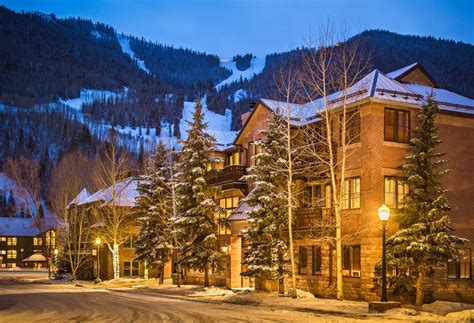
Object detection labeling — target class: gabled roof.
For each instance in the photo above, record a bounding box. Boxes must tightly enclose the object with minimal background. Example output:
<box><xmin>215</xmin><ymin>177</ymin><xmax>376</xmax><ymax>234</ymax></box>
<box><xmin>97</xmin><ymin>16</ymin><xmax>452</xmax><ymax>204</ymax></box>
<box><xmin>386</xmin><ymin>62</ymin><xmax>419</xmax><ymax>79</ymax></box>
<box><xmin>67</xmin><ymin>188</ymin><xmax>90</xmax><ymax>208</ymax></box>
<box><xmin>386</xmin><ymin>62</ymin><xmax>439</xmax><ymax>87</ymax></box>
<box><xmin>249</xmin><ymin>64</ymin><xmax>473</xmax><ymax>132</ymax></box>
<box><xmin>74</xmin><ymin>177</ymin><xmax>143</xmax><ymax>208</ymax></box>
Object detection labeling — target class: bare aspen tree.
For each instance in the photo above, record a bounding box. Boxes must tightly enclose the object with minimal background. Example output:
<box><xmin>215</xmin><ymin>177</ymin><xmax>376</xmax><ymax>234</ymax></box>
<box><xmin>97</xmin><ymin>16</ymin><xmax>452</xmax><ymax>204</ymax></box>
<box><xmin>48</xmin><ymin>151</ymin><xmax>93</xmax><ymax>281</ymax></box>
<box><xmin>273</xmin><ymin>60</ymin><xmax>306</xmax><ymax>298</ymax></box>
<box><xmin>92</xmin><ymin>134</ymin><xmax>134</xmax><ymax>279</ymax></box>
<box><xmin>300</xmin><ymin>25</ymin><xmax>369</xmax><ymax>300</ymax></box>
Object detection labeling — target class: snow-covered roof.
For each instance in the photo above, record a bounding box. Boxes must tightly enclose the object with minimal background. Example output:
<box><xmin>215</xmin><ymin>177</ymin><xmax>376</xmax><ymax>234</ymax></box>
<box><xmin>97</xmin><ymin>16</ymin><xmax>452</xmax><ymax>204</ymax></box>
<box><xmin>67</xmin><ymin>188</ymin><xmax>90</xmax><ymax>208</ymax></box>
<box><xmin>386</xmin><ymin>62</ymin><xmax>418</xmax><ymax>79</ymax></box>
<box><xmin>258</xmin><ymin>64</ymin><xmax>474</xmax><ymax>127</ymax></box>
<box><xmin>0</xmin><ymin>216</ymin><xmax>59</xmax><ymax>237</ymax></box>
<box><xmin>260</xmin><ymin>99</ymin><xmax>318</xmax><ymax>126</ymax></box>
<box><xmin>227</xmin><ymin>200</ymin><xmax>252</xmax><ymax>221</ymax></box>
<box><xmin>207</xmin><ymin>129</ymin><xmax>239</xmax><ymax>150</ymax></box>
<box><xmin>75</xmin><ymin>178</ymin><xmax>143</xmax><ymax>208</ymax></box>
<box><xmin>227</xmin><ymin>189</ymin><xmax>259</xmax><ymax>221</ymax></box>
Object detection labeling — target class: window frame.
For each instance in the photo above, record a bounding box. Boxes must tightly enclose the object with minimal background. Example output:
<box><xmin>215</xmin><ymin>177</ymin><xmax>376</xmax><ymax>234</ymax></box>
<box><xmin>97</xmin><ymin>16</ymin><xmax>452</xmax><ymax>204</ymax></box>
<box><xmin>343</xmin><ymin>177</ymin><xmax>360</xmax><ymax>210</ymax></box>
<box><xmin>298</xmin><ymin>246</ymin><xmax>308</xmax><ymax>275</ymax></box>
<box><xmin>217</xmin><ymin>196</ymin><xmax>240</xmax><ymax>235</ymax></box>
<box><xmin>384</xmin><ymin>176</ymin><xmax>408</xmax><ymax>209</ymax></box>
<box><xmin>342</xmin><ymin>245</ymin><xmax>361</xmax><ymax>277</ymax></box>
<box><xmin>447</xmin><ymin>248</ymin><xmax>472</xmax><ymax>279</ymax></box>
<box><xmin>312</xmin><ymin>246</ymin><xmax>322</xmax><ymax>275</ymax></box>
<box><xmin>384</xmin><ymin>108</ymin><xmax>410</xmax><ymax>143</ymax></box>
<box><xmin>7</xmin><ymin>237</ymin><xmax>17</xmax><ymax>246</ymax></box>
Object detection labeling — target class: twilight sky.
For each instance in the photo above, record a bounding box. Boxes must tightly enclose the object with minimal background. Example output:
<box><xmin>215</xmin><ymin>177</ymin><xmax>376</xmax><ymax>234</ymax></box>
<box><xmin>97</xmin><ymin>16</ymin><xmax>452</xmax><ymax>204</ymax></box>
<box><xmin>2</xmin><ymin>0</ymin><xmax>473</xmax><ymax>58</ymax></box>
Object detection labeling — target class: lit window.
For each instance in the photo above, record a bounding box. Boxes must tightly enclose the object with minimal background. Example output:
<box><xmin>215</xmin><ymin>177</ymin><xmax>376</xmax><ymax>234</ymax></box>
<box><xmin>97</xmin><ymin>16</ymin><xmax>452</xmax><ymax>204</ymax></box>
<box><xmin>0</xmin><ymin>237</ymin><xmax>6</xmax><ymax>242</ymax></box>
<box><xmin>227</xmin><ymin>151</ymin><xmax>240</xmax><ymax>166</ymax></box>
<box><xmin>0</xmin><ymin>250</ymin><xmax>6</xmax><ymax>255</ymax></box>
<box><xmin>298</xmin><ymin>246</ymin><xmax>308</xmax><ymax>274</ymax></box>
<box><xmin>448</xmin><ymin>249</ymin><xmax>471</xmax><ymax>279</ymax></box>
<box><xmin>384</xmin><ymin>177</ymin><xmax>408</xmax><ymax>208</ymax></box>
<box><xmin>343</xmin><ymin>245</ymin><xmax>361</xmax><ymax>277</ymax></box>
<box><xmin>46</xmin><ymin>231</ymin><xmax>56</xmax><ymax>248</ymax></box>
<box><xmin>384</xmin><ymin>109</ymin><xmax>410</xmax><ymax>143</ymax></box>
<box><xmin>343</xmin><ymin>177</ymin><xmax>360</xmax><ymax>209</ymax></box>
<box><xmin>7</xmin><ymin>250</ymin><xmax>17</xmax><ymax>259</ymax></box>
<box><xmin>7</xmin><ymin>237</ymin><xmax>17</xmax><ymax>246</ymax></box>
<box><xmin>217</xmin><ymin>197</ymin><xmax>239</xmax><ymax>235</ymax></box>
<box><xmin>312</xmin><ymin>246</ymin><xmax>322</xmax><ymax>275</ymax></box>
<box><xmin>34</xmin><ymin>237</ymin><xmax>43</xmax><ymax>246</ymax></box>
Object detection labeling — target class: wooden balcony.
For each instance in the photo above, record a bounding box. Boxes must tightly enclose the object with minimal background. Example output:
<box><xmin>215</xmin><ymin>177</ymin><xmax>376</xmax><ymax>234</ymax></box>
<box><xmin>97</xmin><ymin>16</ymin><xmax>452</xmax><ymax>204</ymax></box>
<box><xmin>295</xmin><ymin>207</ymin><xmax>323</xmax><ymax>230</ymax></box>
<box><xmin>294</xmin><ymin>207</ymin><xmax>334</xmax><ymax>238</ymax></box>
<box><xmin>206</xmin><ymin>165</ymin><xmax>247</xmax><ymax>190</ymax></box>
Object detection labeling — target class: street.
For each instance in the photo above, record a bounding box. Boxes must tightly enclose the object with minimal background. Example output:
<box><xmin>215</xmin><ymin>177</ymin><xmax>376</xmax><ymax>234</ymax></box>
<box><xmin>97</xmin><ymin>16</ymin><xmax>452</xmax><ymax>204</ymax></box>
<box><xmin>0</xmin><ymin>276</ymin><xmax>316</xmax><ymax>322</ymax></box>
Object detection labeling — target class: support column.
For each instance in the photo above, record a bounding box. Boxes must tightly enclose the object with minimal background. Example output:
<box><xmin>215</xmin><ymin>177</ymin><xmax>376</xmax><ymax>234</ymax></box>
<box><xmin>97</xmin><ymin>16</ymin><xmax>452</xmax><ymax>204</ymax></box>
<box><xmin>228</xmin><ymin>236</ymin><xmax>242</xmax><ymax>289</ymax></box>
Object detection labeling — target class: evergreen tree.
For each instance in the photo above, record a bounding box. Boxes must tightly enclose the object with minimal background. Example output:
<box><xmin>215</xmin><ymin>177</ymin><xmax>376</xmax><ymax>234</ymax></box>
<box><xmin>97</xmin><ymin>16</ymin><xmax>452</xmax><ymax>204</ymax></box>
<box><xmin>6</xmin><ymin>190</ymin><xmax>16</xmax><ymax>218</ymax></box>
<box><xmin>174</xmin><ymin>98</ymin><xmax>223</xmax><ymax>287</ymax></box>
<box><xmin>386</xmin><ymin>94</ymin><xmax>467</xmax><ymax>306</ymax></box>
<box><xmin>241</xmin><ymin>110</ymin><xmax>289</xmax><ymax>292</ymax></box>
<box><xmin>134</xmin><ymin>142</ymin><xmax>174</xmax><ymax>282</ymax></box>
<box><xmin>0</xmin><ymin>190</ymin><xmax>6</xmax><ymax>216</ymax></box>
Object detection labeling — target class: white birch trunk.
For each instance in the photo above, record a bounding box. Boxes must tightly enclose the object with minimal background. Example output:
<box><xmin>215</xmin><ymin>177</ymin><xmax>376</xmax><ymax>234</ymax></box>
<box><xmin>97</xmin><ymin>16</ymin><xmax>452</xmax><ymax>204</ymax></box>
<box><xmin>144</xmin><ymin>261</ymin><xmax>149</xmax><ymax>280</ymax></box>
<box><xmin>113</xmin><ymin>242</ymin><xmax>120</xmax><ymax>279</ymax></box>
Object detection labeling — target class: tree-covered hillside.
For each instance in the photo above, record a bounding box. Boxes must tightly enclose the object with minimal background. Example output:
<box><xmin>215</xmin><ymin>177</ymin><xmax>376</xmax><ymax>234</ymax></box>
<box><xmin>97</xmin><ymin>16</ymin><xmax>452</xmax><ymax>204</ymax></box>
<box><xmin>0</xmin><ymin>6</ymin><xmax>230</xmax><ymax>125</ymax></box>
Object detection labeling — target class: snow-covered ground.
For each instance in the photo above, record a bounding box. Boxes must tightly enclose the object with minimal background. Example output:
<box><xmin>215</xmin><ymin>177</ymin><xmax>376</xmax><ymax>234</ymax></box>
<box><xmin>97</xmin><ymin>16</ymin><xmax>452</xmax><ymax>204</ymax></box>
<box><xmin>215</xmin><ymin>57</ymin><xmax>265</xmax><ymax>90</ymax></box>
<box><xmin>58</xmin><ymin>90</ymin><xmax>238</xmax><ymax>152</ymax></box>
<box><xmin>233</xmin><ymin>88</ymin><xmax>248</xmax><ymax>103</ymax></box>
<box><xmin>179</xmin><ymin>100</ymin><xmax>237</xmax><ymax>148</ymax></box>
<box><xmin>118</xmin><ymin>35</ymin><xmax>151</xmax><ymax>74</ymax></box>
<box><xmin>60</xmin><ymin>88</ymin><xmax>126</xmax><ymax>111</ymax></box>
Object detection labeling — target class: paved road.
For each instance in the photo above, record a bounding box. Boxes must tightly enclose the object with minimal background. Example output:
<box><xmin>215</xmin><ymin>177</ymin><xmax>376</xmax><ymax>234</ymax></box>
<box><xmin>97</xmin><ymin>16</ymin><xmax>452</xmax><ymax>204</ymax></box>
<box><xmin>0</xmin><ymin>279</ymin><xmax>317</xmax><ymax>322</ymax></box>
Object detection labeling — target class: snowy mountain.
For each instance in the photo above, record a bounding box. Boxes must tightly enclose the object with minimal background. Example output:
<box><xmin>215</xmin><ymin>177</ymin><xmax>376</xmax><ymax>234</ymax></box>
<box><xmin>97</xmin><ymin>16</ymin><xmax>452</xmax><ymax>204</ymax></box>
<box><xmin>215</xmin><ymin>57</ymin><xmax>265</xmax><ymax>90</ymax></box>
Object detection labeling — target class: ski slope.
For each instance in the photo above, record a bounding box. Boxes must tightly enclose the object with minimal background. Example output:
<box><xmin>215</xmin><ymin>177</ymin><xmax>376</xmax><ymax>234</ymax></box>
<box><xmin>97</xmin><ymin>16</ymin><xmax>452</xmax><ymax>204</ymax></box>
<box><xmin>215</xmin><ymin>57</ymin><xmax>265</xmax><ymax>90</ymax></box>
<box><xmin>118</xmin><ymin>36</ymin><xmax>151</xmax><ymax>74</ymax></box>
<box><xmin>60</xmin><ymin>89</ymin><xmax>126</xmax><ymax>111</ymax></box>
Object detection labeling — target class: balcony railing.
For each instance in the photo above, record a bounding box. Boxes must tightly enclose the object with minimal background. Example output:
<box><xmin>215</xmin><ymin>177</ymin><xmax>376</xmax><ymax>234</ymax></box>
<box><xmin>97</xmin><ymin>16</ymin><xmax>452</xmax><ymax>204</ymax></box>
<box><xmin>206</xmin><ymin>165</ymin><xmax>246</xmax><ymax>185</ymax></box>
<box><xmin>295</xmin><ymin>207</ymin><xmax>323</xmax><ymax>230</ymax></box>
<box><xmin>293</xmin><ymin>207</ymin><xmax>335</xmax><ymax>238</ymax></box>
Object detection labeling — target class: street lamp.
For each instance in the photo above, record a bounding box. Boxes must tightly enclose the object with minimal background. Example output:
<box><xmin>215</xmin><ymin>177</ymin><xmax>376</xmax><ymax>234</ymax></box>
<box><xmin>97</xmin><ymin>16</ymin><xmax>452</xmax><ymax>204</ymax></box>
<box><xmin>378</xmin><ymin>204</ymin><xmax>390</xmax><ymax>302</ymax></box>
<box><xmin>95</xmin><ymin>238</ymin><xmax>101</xmax><ymax>283</ymax></box>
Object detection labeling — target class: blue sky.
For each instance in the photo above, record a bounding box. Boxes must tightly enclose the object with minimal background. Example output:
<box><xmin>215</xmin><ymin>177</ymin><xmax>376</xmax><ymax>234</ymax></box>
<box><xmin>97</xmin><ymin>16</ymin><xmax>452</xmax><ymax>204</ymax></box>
<box><xmin>2</xmin><ymin>0</ymin><xmax>472</xmax><ymax>57</ymax></box>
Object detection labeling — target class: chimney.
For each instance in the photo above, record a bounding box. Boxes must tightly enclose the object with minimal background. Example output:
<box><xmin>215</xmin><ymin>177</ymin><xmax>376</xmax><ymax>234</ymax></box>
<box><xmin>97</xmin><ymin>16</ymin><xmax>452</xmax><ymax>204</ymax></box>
<box><xmin>249</xmin><ymin>101</ymin><xmax>256</xmax><ymax>111</ymax></box>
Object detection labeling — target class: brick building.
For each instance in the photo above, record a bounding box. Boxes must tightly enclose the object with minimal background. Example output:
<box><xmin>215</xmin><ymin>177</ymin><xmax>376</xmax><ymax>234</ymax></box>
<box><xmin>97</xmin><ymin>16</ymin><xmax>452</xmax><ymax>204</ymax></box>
<box><xmin>219</xmin><ymin>63</ymin><xmax>473</xmax><ymax>303</ymax></box>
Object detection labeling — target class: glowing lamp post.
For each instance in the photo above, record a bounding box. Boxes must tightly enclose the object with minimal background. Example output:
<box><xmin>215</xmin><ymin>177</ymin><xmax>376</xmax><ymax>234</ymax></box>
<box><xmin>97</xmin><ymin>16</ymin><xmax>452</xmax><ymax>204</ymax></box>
<box><xmin>378</xmin><ymin>204</ymin><xmax>390</xmax><ymax>302</ymax></box>
<box><xmin>95</xmin><ymin>237</ymin><xmax>101</xmax><ymax>283</ymax></box>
